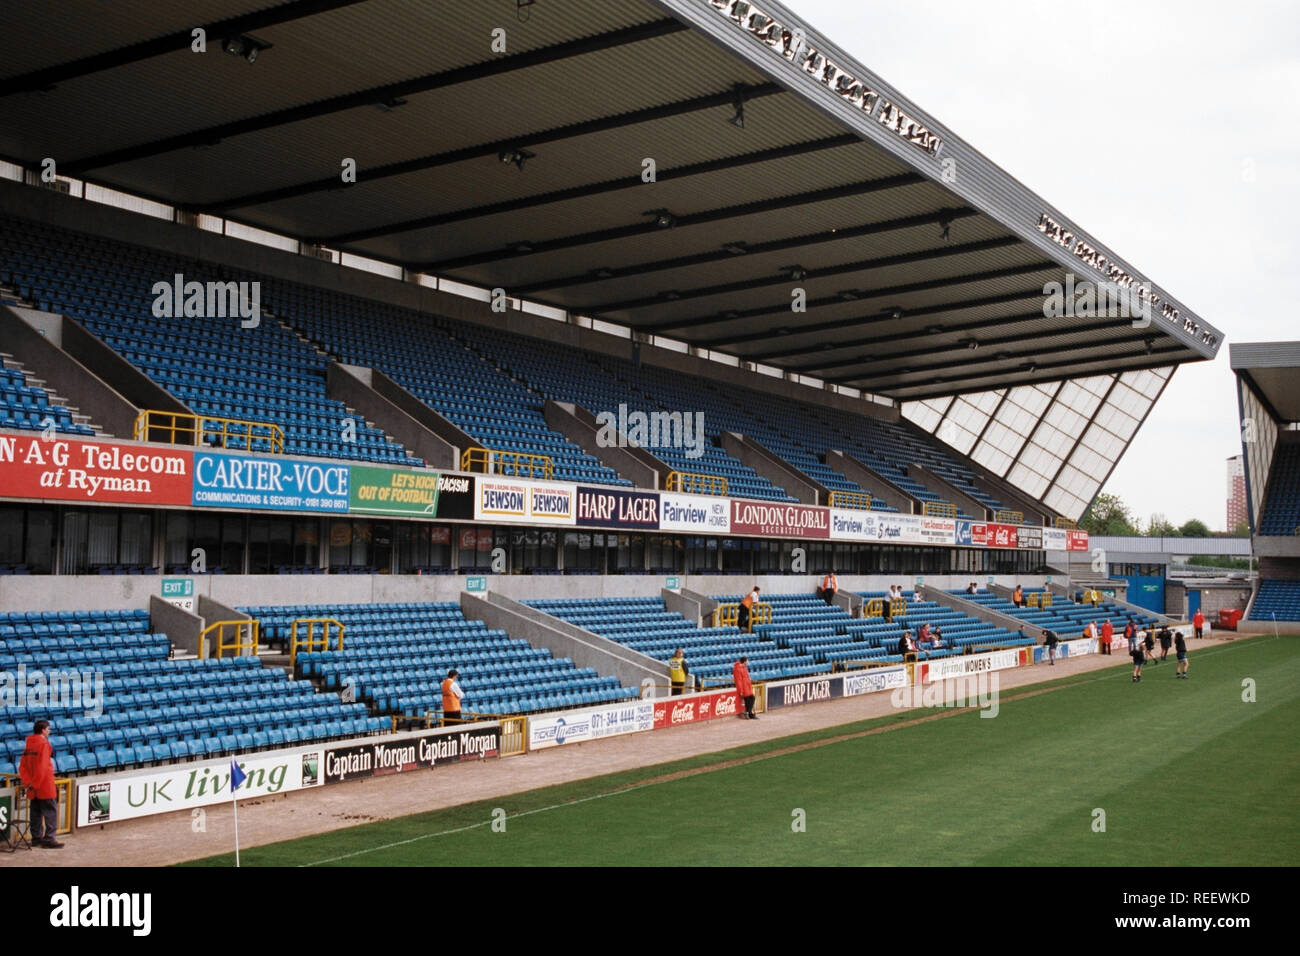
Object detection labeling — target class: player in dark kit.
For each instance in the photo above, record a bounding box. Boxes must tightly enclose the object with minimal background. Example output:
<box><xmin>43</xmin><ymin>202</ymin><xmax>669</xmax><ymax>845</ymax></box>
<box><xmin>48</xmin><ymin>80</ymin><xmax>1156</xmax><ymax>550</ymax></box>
<box><xmin>1129</xmin><ymin>629</ymin><xmax>1145</xmax><ymax>682</ymax></box>
<box><xmin>1174</xmin><ymin>630</ymin><xmax>1190</xmax><ymax>679</ymax></box>
<box><xmin>1159</xmin><ymin>626</ymin><xmax>1172</xmax><ymax>661</ymax></box>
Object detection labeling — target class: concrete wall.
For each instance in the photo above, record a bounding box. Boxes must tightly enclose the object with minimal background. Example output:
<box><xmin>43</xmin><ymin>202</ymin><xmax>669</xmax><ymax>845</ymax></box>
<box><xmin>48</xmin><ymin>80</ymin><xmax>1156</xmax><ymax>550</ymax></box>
<box><xmin>825</xmin><ymin>450</ymin><xmax>919</xmax><ymax>513</ymax></box>
<box><xmin>327</xmin><ymin>363</ymin><xmax>457</xmax><ymax>469</ymax></box>
<box><xmin>369</xmin><ymin>367</ymin><xmax>477</xmax><ymax>454</ymax></box>
<box><xmin>719</xmin><ymin>432</ymin><xmax>824</xmax><ymax>504</ymax></box>
<box><xmin>544</xmin><ymin>400</ymin><xmax>664</xmax><ymax>489</ymax></box>
<box><xmin>148</xmin><ymin>595</ymin><xmax>203</xmax><ymax>656</ymax></box>
<box><xmin>662</xmin><ymin>587</ymin><xmax>702</xmax><ymax>625</ymax></box>
<box><xmin>908</xmin><ymin>463</ymin><xmax>988</xmax><ymax>520</ymax></box>
<box><xmin>462</xmin><ymin>592</ymin><xmax>664</xmax><ymax>692</ymax></box>
<box><xmin>1</xmin><ymin>306</ymin><xmax>142</xmax><ymax>438</ymax></box>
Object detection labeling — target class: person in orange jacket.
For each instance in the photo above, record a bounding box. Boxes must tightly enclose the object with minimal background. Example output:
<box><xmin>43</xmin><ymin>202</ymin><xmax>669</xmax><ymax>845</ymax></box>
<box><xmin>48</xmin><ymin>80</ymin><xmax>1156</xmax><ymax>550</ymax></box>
<box><xmin>19</xmin><ymin>719</ymin><xmax>63</xmax><ymax>849</ymax></box>
<box><xmin>733</xmin><ymin>657</ymin><xmax>757</xmax><ymax>720</ymax></box>
<box><xmin>820</xmin><ymin>572</ymin><xmax>838</xmax><ymax>605</ymax></box>
<box><xmin>1100</xmin><ymin>619</ymin><xmax>1114</xmax><ymax>655</ymax></box>
<box><xmin>441</xmin><ymin>669</ymin><xmax>465</xmax><ymax>724</ymax></box>
<box><xmin>1193</xmin><ymin>609</ymin><xmax>1205</xmax><ymax>639</ymax></box>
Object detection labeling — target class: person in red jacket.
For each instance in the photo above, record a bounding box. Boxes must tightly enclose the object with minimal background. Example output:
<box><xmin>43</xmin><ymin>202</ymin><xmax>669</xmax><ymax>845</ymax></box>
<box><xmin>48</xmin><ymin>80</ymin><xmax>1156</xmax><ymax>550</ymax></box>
<box><xmin>1100</xmin><ymin>619</ymin><xmax>1114</xmax><ymax>655</ymax></box>
<box><xmin>733</xmin><ymin>657</ymin><xmax>757</xmax><ymax>720</ymax></box>
<box><xmin>19</xmin><ymin>719</ymin><xmax>63</xmax><ymax>849</ymax></box>
<box><xmin>1193</xmin><ymin>610</ymin><xmax>1205</xmax><ymax>639</ymax></box>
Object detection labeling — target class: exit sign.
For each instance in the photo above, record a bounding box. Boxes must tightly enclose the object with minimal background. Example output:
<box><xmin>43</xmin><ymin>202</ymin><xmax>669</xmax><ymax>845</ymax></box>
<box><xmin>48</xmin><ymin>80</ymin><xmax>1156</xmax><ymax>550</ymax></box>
<box><xmin>666</xmin><ymin>577</ymin><xmax>680</xmax><ymax>590</ymax></box>
<box><xmin>161</xmin><ymin>578</ymin><xmax>193</xmax><ymax>598</ymax></box>
<box><xmin>466</xmin><ymin>576</ymin><xmax>487</xmax><ymax>592</ymax></box>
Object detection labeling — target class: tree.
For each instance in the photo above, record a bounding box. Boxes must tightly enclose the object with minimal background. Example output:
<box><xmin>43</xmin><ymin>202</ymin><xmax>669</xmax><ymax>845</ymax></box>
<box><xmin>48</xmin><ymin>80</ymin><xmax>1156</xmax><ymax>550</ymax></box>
<box><xmin>1231</xmin><ymin>520</ymin><xmax>1251</xmax><ymax>537</ymax></box>
<box><xmin>1179</xmin><ymin>518</ymin><xmax>1211</xmax><ymax>538</ymax></box>
<box><xmin>1146</xmin><ymin>514</ymin><xmax>1180</xmax><ymax>537</ymax></box>
<box><xmin>1080</xmin><ymin>493</ymin><xmax>1140</xmax><ymax>536</ymax></box>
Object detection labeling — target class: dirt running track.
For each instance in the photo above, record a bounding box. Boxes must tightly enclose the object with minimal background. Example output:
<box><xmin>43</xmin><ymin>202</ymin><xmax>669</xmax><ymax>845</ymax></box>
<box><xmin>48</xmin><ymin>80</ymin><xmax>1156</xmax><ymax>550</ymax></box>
<box><xmin>6</xmin><ymin>635</ymin><xmax>1240</xmax><ymax>867</ymax></box>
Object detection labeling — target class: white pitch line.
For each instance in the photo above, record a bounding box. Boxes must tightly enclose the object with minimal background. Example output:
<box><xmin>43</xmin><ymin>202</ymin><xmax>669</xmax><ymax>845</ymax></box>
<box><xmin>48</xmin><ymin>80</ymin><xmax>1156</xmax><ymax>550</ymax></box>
<box><xmin>299</xmin><ymin>638</ymin><xmax>1269</xmax><ymax>866</ymax></box>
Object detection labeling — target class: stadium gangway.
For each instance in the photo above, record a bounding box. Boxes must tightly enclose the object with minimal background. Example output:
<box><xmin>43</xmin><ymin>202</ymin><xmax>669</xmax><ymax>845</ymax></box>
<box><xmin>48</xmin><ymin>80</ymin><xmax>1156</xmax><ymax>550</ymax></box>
<box><xmin>289</xmin><ymin>618</ymin><xmax>345</xmax><ymax>668</ymax></box>
<box><xmin>134</xmin><ymin>408</ymin><xmax>284</xmax><ymax>453</ymax></box>
<box><xmin>712</xmin><ymin>602</ymin><xmax>773</xmax><ymax>632</ymax></box>
<box><xmin>828</xmin><ymin>490</ymin><xmax>872</xmax><ymax>510</ymax></box>
<box><xmin>461</xmin><ymin>446</ymin><xmax>554</xmax><ymax>480</ymax></box>
<box><xmin>665</xmin><ymin>470</ymin><xmax>728</xmax><ymax>497</ymax></box>
<box><xmin>199</xmin><ymin>619</ymin><xmax>260</xmax><ymax>659</ymax></box>
<box><xmin>390</xmin><ymin>712</ymin><xmax>526</xmax><ymax>756</ymax></box>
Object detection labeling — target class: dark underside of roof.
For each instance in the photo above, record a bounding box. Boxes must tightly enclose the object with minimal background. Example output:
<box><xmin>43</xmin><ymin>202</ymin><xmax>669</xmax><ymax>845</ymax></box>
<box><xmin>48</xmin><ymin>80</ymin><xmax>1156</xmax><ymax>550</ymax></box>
<box><xmin>0</xmin><ymin>0</ymin><xmax>1216</xmax><ymax>400</ymax></box>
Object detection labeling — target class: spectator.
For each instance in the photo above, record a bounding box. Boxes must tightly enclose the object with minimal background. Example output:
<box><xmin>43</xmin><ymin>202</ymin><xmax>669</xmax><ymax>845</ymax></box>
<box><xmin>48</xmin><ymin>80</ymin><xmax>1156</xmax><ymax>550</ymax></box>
<box><xmin>733</xmin><ymin>657</ymin><xmax>757</xmax><ymax>719</ymax></box>
<box><xmin>966</xmin><ymin>581</ymin><xmax>979</xmax><ymax>594</ymax></box>
<box><xmin>1012</xmin><ymin>584</ymin><xmax>1024</xmax><ymax>608</ymax></box>
<box><xmin>19</xmin><ymin>719</ymin><xmax>63</xmax><ymax>848</ymax></box>
<box><xmin>668</xmin><ymin>648</ymin><xmax>689</xmax><ymax>696</ymax></box>
<box><xmin>1193</xmin><ymin>609</ymin><xmax>1205</xmax><ymax>639</ymax></box>
<box><xmin>441</xmin><ymin>669</ymin><xmax>465</xmax><ymax>724</ymax></box>
<box><xmin>820</xmin><ymin>571</ymin><xmax>838</xmax><ymax>606</ymax></box>
<box><xmin>918</xmin><ymin>622</ymin><xmax>931</xmax><ymax>645</ymax></box>
<box><xmin>930</xmin><ymin>626</ymin><xmax>945</xmax><ymax>649</ymax></box>
<box><xmin>1100</xmin><ymin>619</ymin><xmax>1114</xmax><ymax>655</ymax></box>
<box><xmin>739</xmin><ymin>586</ymin><xmax>760</xmax><ymax>632</ymax></box>
<box><xmin>912</xmin><ymin>585</ymin><xmax>924</xmax><ymax>603</ymax></box>
<box><xmin>1089</xmin><ymin>588</ymin><xmax>1102</xmax><ymax>607</ymax></box>
<box><xmin>1043</xmin><ymin>629</ymin><xmax>1059</xmax><ymax>665</ymax></box>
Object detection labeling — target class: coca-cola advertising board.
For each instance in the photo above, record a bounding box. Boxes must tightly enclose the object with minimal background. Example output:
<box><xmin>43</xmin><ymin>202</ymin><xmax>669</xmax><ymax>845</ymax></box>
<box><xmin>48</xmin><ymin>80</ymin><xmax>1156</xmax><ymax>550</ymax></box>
<box><xmin>652</xmin><ymin>689</ymin><xmax>743</xmax><ymax>728</ymax></box>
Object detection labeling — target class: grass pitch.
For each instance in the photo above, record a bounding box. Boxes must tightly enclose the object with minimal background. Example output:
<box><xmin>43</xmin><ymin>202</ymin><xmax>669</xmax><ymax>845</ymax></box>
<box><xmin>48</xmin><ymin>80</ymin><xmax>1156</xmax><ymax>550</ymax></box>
<box><xmin>186</xmin><ymin>636</ymin><xmax>1300</xmax><ymax>866</ymax></box>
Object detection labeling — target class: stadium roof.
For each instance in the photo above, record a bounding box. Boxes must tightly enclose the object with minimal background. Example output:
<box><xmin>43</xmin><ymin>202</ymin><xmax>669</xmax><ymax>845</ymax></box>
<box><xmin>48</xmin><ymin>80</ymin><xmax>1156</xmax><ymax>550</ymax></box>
<box><xmin>1230</xmin><ymin>342</ymin><xmax>1300</xmax><ymax>423</ymax></box>
<box><xmin>0</xmin><ymin>0</ymin><xmax>1222</xmax><ymax>406</ymax></box>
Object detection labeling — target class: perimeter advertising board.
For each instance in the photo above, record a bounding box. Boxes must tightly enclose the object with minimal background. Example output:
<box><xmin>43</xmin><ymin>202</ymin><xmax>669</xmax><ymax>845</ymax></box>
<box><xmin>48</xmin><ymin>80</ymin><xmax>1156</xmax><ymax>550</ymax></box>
<box><xmin>660</xmin><ymin>492</ymin><xmax>730</xmax><ymax>533</ymax></box>
<box><xmin>76</xmin><ymin>747</ymin><xmax>323</xmax><ymax>826</ymax></box>
<box><xmin>731</xmin><ymin>501</ymin><xmax>829</xmax><ymax>538</ymax></box>
<box><xmin>192</xmin><ymin>452</ymin><xmax>349</xmax><ymax>512</ymax></box>
<box><xmin>528</xmin><ymin>700</ymin><xmax>655</xmax><ymax>749</ymax></box>
<box><xmin>323</xmin><ymin>724</ymin><xmax>499</xmax><ymax>782</ymax></box>
<box><xmin>476</xmin><ymin>477</ymin><xmax>576</xmax><ymax>526</ymax></box>
<box><xmin>575</xmin><ymin>486</ymin><xmax>659</xmax><ymax>529</ymax></box>
<box><xmin>917</xmin><ymin>648</ymin><xmax>1027</xmax><ymax>682</ymax></box>
<box><xmin>652</xmin><ymin>689</ymin><xmax>743</xmax><ymax>727</ymax></box>
<box><xmin>0</xmin><ymin>434</ymin><xmax>191</xmax><ymax>506</ymax></box>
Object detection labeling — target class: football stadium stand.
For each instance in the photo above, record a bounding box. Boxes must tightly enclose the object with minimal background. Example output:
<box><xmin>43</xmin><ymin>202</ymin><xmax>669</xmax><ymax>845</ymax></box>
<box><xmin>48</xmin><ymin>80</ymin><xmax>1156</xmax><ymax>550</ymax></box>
<box><xmin>1250</xmin><ymin>580</ymin><xmax>1300</xmax><ymax>622</ymax></box>
<box><xmin>0</xmin><ymin>609</ymin><xmax>380</xmax><ymax>776</ymax></box>
<box><xmin>953</xmin><ymin>587</ymin><xmax>1159</xmax><ymax>633</ymax></box>
<box><xmin>252</xmin><ymin>602</ymin><xmax>638</xmax><ymax>718</ymax></box>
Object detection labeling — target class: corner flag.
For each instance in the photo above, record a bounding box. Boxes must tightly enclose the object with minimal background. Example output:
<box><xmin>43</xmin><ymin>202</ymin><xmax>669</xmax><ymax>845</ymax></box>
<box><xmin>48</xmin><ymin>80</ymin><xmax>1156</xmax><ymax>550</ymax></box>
<box><xmin>230</xmin><ymin>757</ymin><xmax>247</xmax><ymax>793</ymax></box>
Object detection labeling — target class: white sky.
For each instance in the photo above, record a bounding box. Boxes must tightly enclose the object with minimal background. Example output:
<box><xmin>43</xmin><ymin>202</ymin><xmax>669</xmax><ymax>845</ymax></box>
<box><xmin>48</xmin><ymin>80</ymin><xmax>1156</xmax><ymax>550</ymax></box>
<box><xmin>792</xmin><ymin>0</ymin><xmax>1300</xmax><ymax>530</ymax></box>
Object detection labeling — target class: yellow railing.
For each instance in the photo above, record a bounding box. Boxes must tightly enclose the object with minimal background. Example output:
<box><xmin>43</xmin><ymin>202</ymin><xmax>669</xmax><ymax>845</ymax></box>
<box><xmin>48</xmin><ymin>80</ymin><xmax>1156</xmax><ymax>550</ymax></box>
<box><xmin>864</xmin><ymin>597</ymin><xmax>909</xmax><ymax>620</ymax></box>
<box><xmin>828</xmin><ymin>490</ymin><xmax>872</xmax><ymax>510</ymax></box>
<box><xmin>1053</xmin><ymin>517</ymin><xmax>1077</xmax><ymax>529</ymax></box>
<box><xmin>289</xmin><ymin>618</ymin><xmax>344</xmax><ymax>667</ymax></box>
<box><xmin>461</xmin><ymin>446</ymin><xmax>554</xmax><ymax>480</ymax></box>
<box><xmin>134</xmin><ymin>409</ymin><xmax>283</xmax><ymax>453</ymax></box>
<box><xmin>922</xmin><ymin>501</ymin><xmax>957</xmax><ymax>518</ymax></box>
<box><xmin>995</xmin><ymin>509</ymin><xmax>1024</xmax><ymax>525</ymax></box>
<box><xmin>500</xmin><ymin>716</ymin><xmax>527</xmax><ymax>756</ymax></box>
<box><xmin>1026</xmin><ymin>591</ymin><xmax>1040</xmax><ymax>608</ymax></box>
<box><xmin>2</xmin><ymin>773</ymin><xmax>74</xmax><ymax>837</ymax></box>
<box><xmin>200</xmin><ymin>619</ymin><xmax>259</xmax><ymax>659</ymax></box>
<box><xmin>665</xmin><ymin>471</ymin><xmax>728</xmax><ymax>496</ymax></box>
<box><xmin>1042</xmin><ymin>592</ymin><xmax>1053</xmax><ymax>608</ymax></box>
<box><xmin>712</xmin><ymin>602</ymin><xmax>772</xmax><ymax>631</ymax></box>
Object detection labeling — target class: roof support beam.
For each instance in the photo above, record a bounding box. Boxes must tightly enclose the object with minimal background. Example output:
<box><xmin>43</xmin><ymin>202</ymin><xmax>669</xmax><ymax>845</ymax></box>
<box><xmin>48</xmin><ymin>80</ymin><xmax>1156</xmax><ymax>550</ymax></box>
<box><xmin>0</xmin><ymin>0</ymin><xmax>369</xmax><ymax>98</ymax></box>
<box><xmin>586</xmin><ymin>236</ymin><xmax>1022</xmax><ymax>315</ymax></box>
<box><xmin>64</xmin><ymin>18</ymin><xmax>691</xmax><ymax>178</ymax></box>
<box><xmin>200</xmin><ymin>79</ymin><xmax>782</xmax><ymax>213</ymax></box>
<box><xmin>323</xmin><ymin>134</ymin><xmax>859</xmax><ymax>245</ymax></box>
<box><xmin>647</xmin><ymin>266</ymin><xmax>1053</xmax><ymax>339</ymax></box>
<box><xmin>505</xmin><ymin>201</ymin><xmax>968</xmax><ymax>296</ymax></box>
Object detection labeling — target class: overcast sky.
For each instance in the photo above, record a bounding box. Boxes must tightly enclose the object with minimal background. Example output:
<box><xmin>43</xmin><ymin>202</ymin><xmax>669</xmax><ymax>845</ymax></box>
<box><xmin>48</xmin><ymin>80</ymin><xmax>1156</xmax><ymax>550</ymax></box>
<box><xmin>792</xmin><ymin>0</ymin><xmax>1299</xmax><ymax>530</ymax></box>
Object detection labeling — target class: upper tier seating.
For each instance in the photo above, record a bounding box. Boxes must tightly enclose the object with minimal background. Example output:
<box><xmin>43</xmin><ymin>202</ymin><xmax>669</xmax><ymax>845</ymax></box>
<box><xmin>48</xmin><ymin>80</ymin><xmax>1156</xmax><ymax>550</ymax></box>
<box><xmin>1259</xmin><ymin>445</ymin><xmax>1300</xmax><ymax>535</ymax></box>
<box><xmin>0</xmin><ymin>609</ymin><xmax>381</xmax><ymax>777</ymax></box>
<box><xmin>0</xmin><ymin>357</ymin><xmax>93</xmax><ymax>436</ymax></box>
<box><xmin>252</xmin><ymin>602</ymin><xmax>637</xmax><ymax>716</ymax></box>
<box><xmin>0</xmin><ymin>218</ymin><xmax>420</xmax><ymax>465</ymax></box>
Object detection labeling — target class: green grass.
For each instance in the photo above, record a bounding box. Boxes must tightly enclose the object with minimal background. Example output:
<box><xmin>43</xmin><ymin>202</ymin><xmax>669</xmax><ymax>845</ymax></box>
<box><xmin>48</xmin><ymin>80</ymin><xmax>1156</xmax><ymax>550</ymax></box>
<box><xmin>185</xmin><ymin>636</ymin><xmax>1300</xmax><ymax>866</ymax></box>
